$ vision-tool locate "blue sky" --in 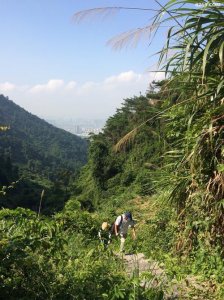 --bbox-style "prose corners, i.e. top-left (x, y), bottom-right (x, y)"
top-left (0, 0), bottom-right (168, 119)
